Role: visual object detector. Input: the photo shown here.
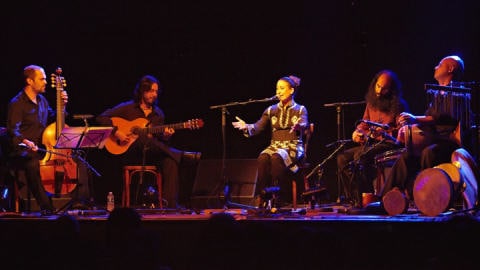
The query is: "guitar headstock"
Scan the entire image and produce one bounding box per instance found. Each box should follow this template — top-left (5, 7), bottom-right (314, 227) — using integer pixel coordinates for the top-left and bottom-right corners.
top-left (186, 119), bottom-right (204, 130)
top-left (50, 67), bottom-right (66, 91)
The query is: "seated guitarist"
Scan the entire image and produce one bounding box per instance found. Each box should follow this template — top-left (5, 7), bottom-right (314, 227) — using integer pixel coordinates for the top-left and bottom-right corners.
top-left (378, 55), bottom-right (465, 203)
top-left (336, 70), bottom-right (409, 207)
top-left (95, 75), bottom-right (201, 209)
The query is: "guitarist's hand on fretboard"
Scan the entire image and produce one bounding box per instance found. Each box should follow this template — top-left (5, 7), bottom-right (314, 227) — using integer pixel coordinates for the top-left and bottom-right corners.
top-left (114, 130), bottom-right (131, 146)
top-left (160, 127), bottom-right (175, 140)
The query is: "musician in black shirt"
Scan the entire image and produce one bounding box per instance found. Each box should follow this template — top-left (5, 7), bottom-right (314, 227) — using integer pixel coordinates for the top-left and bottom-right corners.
top-left (6, 65), bottom-right (68, 215)
top-left (96, 75), bottom-right (201, 209)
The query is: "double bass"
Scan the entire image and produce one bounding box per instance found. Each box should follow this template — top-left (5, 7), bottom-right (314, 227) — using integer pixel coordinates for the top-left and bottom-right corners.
top-left (39, 67), bottom-right (78, 195)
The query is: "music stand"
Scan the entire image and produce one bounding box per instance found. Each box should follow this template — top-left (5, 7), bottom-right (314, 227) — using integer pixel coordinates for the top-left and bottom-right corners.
top-left (56, 126), bottom-right (113, 150)
top-left (54, 126), bottom-right (113, 213)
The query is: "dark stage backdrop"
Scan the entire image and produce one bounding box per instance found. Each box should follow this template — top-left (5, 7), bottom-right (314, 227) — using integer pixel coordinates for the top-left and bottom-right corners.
top-left (2, 0), bottom-right (479, 203)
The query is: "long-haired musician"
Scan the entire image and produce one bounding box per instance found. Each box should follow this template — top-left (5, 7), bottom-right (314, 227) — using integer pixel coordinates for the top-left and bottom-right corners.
top-left (95, 75), bottom-right (202, 209)
top-left (379, 55), bottom-right (466, 201)
top-left (336, 70), bottom-right (409, 207)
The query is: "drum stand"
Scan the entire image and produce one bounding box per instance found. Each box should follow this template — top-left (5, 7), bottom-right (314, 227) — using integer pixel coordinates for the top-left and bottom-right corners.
top-left (346, 130), bottom-right (400, 207)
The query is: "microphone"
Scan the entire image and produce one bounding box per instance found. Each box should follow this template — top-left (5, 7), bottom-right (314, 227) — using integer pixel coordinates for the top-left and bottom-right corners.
top-left (268, 95), bottom-right (279, 101)
top-left (361, 119), bottom-right (390, 129)
top-left (73, 114), bottom-right (94, 119)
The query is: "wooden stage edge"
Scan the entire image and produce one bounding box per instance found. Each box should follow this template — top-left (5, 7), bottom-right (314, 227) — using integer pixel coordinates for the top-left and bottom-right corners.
top-left (1, 205), bottom-right (480, 269)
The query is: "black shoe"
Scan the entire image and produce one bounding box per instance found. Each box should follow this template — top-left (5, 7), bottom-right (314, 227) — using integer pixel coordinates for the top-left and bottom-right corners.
top-left (182, 151), bottom-right (201, 164)
top-left (40, 209), bottom-right (55, 216)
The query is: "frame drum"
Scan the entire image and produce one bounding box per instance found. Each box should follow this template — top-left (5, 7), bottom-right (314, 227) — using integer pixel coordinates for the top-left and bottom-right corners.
top-left (434, 163), bottom-right (463, 196)
top-left (451, 148), bottom-right (479, 210)
top-left (413, 167), bottom-right (454, 217)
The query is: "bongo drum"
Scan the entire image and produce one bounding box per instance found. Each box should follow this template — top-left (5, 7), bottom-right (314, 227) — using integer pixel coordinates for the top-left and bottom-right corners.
top-left (374, 148), bottom-right (406, 195)
top-left (451, 148), bottom-right (479, 210)
top-left (382, 188), bottom-right (408, 216)
top-left (413, 167), bottom-right (454, 217)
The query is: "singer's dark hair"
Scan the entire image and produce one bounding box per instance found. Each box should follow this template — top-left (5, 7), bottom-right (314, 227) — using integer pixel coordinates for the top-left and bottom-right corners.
top-left (279, 75), bottom-right (301, 97)
top-left (365, 69), bottom-right (403, 115)
top-left (133, 75), bottom-right (162, 104)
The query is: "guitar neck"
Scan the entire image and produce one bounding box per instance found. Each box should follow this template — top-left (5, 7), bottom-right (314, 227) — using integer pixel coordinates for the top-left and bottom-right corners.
top-left (142, 122), bottom-right (189, 134)
top-left (106, 117), bottom-right (203, 155)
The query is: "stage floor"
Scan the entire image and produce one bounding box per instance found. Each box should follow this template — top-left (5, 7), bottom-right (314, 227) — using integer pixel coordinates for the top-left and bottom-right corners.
top-left (2, 203), bottom-right (480, 270)
top-left (1, 201), bottom-right (475, 221)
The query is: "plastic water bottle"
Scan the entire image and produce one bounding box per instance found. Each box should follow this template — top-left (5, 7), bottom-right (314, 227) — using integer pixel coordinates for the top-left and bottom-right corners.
top-left (107, 192), bottom-right (115, 212)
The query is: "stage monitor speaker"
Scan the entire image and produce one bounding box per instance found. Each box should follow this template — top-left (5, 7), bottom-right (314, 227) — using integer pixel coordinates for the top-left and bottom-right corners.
top-left (190, 159), bottom-right (258, 209)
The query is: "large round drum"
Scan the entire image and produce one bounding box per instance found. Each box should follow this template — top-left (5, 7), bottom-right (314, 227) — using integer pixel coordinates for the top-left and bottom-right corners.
top-left (413, 167), bottom-right (454, 217)
top-left (434, 162), bottom-right (464, 207)
top-left (451, 148), bottom-right (479, 210)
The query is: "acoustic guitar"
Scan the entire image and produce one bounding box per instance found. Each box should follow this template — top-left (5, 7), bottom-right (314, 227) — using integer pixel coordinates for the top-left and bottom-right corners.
top-left (104, 117), bottom-right (204, 155)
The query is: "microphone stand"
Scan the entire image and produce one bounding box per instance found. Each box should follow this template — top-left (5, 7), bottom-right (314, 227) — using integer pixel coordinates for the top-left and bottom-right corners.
top-left (323, 100), bottom-right (365, 203)
top-left (209, 96), bottom-right (277, 209)
top-left (324, 101), bottom-right (366, 140)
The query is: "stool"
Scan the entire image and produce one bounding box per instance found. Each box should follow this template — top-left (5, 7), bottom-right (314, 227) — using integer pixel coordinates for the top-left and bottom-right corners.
top-left (122, 165), bottom-right (163, 208)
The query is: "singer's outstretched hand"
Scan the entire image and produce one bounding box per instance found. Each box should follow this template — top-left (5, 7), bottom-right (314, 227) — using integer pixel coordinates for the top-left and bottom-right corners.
top-left (232, 116), bottom-right (247, 131)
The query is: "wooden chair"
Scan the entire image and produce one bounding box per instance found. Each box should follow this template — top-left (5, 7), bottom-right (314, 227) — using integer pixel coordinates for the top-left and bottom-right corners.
top-left (291, 123), bottom-right (314, 210)
top-left (122, 165), bottom-right (163, 208)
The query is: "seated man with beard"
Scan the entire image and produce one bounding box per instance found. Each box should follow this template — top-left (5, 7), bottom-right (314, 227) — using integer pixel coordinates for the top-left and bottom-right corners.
top-left (378, 55), bottom-right (466, 206)
top-left (336, 70), bottom-right (409, 207)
